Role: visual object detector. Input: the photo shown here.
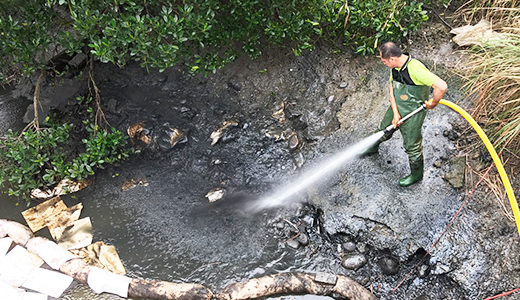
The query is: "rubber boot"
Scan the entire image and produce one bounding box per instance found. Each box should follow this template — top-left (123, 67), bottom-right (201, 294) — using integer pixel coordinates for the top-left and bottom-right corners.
top-left (399, 159), bottom-right (424, 187)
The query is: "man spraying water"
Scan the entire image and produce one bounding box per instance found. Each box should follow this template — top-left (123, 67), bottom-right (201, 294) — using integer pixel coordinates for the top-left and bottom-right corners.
top-left (361, 42), bottom-right (448, 187)
top-left (242, 42), bottom-right (448, 213)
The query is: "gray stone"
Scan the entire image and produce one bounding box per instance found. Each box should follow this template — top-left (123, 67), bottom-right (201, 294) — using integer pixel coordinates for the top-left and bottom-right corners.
top-left (419, 264), bottom-right (429, 278)
top-left (444, 156), bottom-right (466, 188)
top-left (314, 272), bottom-right (337, 285)
top-left (68, 53), bottom-right (87, 69)
top-left (356, 242), bottom-right (367, 253)
top-left (433, 160), bottom-right (442, 168)
top-left (341, 254), bottom-right (367, 270)
top-left (342, 241), bottom-right (357, 252)
top-left (286, 239), bottom-right (300, 250)
top-left (297, 232), bottom-right (309, 246)
top-left (107, 98), bottom-right (118, 114)
top-left (379, 256), bottom-right (399, 275)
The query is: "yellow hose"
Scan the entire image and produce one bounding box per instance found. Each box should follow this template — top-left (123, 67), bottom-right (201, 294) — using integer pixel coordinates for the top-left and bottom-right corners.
top-left (439, 99), bottom-right (520, 238)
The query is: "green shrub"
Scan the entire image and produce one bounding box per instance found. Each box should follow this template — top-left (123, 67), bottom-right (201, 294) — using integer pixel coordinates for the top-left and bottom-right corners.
top-left (1, 0), bottom-right (433, 78)
top-left (0, 123), bottom-right (130, 201)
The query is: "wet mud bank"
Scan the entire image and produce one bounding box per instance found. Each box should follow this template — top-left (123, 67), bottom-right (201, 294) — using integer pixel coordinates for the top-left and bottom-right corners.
top-left (2, 22), bottom-right (520, 300)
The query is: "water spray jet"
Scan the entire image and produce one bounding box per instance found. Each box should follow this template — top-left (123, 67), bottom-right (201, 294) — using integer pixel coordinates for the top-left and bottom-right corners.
top-left (246, 104), bottom-right (428, 213)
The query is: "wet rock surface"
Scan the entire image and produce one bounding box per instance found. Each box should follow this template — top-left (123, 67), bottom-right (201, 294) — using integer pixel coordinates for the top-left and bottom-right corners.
top-left (1, 19), bottom-right (519, 300)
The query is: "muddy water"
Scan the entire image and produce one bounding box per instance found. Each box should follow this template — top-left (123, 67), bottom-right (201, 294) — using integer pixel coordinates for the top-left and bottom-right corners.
top-left (0, 40), bottom-right (479, 299)
top-left (0, 73), bottom-right (344, 299)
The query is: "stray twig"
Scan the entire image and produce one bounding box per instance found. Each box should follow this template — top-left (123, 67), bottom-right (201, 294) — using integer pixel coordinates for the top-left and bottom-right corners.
top-left (281, 219), bottom-right (301, 245)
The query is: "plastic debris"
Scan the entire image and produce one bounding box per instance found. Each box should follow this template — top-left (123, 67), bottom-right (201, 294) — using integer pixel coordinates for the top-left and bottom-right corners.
top-left (206, 188), bottom-right (225, 202)
top-left (121, 178), bottom-right (149, 191)
top-left (47, 203), bottom-right (84, 240)
top-left (450, 19), bottom-right (504, 47)
top-left (272, 102), bottom-right (286, 124)
top-left (210, 120), bottom-right (239, 145)
top-left (0, 280), bottom-right (22, 299)
top-left (31, 178), bottom-right (91, 200)
top-left (128, 121), bottom-right (152, 144)
top-left (99, 245), bottom-right (126, 275)
top-left (22, 196), bottom-right (68, 232)
top-left (56, 217), bottom-right (93, 250)
top-left (70, 241), bottom-right (126, 275)
top-left (314, 272), bottom-right (337, 285)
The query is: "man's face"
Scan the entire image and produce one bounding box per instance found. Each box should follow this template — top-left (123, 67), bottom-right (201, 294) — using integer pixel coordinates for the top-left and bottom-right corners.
top-left (380, 51), bottom-right (395, 68)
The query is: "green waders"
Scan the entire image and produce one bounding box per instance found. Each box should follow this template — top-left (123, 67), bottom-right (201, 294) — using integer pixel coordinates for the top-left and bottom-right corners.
top-left (363, 81), bottom-right (429, 186)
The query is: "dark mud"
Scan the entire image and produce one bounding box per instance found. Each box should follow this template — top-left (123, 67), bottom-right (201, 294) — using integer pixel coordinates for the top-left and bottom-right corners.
top-left (1, 18), bottom-right (520, 300)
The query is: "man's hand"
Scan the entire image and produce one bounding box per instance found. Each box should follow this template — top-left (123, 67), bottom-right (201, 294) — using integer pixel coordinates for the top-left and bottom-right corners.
top-left (392, 113), bottom-right (402, 128)
top-left (425, 78), bottom-right (448, 109)
top-left (424, 99), bottom-right (437, 109)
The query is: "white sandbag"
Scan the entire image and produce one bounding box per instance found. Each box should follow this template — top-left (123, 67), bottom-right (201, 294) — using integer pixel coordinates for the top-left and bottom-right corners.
top-left (22, 268), bottom-right (73, 298)
top-left (35, 241), bottom-right (76, 270)
top-left (87, 267), bottom-right (131, 298)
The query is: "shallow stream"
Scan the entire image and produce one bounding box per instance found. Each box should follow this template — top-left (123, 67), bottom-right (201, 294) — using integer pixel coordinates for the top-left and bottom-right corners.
top-left (1, 41), bottom-right (498, 300)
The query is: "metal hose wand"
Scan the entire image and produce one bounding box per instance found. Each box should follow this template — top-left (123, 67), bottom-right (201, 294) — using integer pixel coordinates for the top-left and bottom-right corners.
top-left (382, 103), bottom-right (427, 134)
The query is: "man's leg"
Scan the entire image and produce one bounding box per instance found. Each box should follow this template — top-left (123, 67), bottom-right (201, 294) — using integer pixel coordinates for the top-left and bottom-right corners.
top-left (398, 111), bottom-right (426, 187)
top-left (360, 106), bottom-right (395, 156)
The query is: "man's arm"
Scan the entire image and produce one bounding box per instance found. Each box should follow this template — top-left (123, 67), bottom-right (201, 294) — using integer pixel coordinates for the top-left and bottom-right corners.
top-left (425, 78), bottom-right (448, 109)
top-left (389, 83), bottom-right (401, 127)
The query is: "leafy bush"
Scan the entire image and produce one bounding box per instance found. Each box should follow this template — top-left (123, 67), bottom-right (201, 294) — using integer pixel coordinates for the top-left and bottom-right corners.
top-left (0, 123), bottom-right (130, 200)
top-left (1, 0), bottom-right (433, 78)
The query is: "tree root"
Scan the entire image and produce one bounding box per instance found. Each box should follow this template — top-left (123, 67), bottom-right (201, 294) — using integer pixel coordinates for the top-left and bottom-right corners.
top-left (20, 72), bottom-right (45, 136)
top-left (88, 56), bottom-right (108, 130)
top-left (218, 272), bottom-right (378, 300)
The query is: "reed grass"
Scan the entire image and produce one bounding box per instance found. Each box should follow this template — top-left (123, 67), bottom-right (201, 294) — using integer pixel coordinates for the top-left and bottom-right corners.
top-left (458, 0), bottom-right (520, 153)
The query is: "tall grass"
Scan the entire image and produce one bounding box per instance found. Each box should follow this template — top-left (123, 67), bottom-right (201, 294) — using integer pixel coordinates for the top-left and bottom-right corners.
top-left (458, 0), bottom-right (520, 153)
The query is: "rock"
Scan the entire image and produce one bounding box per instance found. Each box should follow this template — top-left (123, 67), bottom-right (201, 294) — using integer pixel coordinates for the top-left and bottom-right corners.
top-left (342, 242), bottom-right (357, 252)
top-left (106, 98), bottom-right (118, 114)
top-left (418, 264), bottom-right (429, 278)
top-left (297, 232), bottom-right (309, 246)
top-left (227, 79), bottom-right (242, 91)
top-left (415, 294), bottom-right (429, 300)
top-left (378, 256), bottom-right (399, 275)
top-left (286, 239), bottom-right (300, 249)
top-left (356, 242), bottom-right (367, 253)
top-left (339, 82), bottom-right (348, 88)
top-left (68, 53), bottom-right (87, 69)
top-left (341, 254), bottom-right (367, 270)
top-left (432, 263), bottom-right (451, 275)
top-left (444, 156), bottom-right (466, 188)
top-left (444, 129), bottom-right (459, 141)
top-left (433, 160), bottom-right (442, 168)
top-left (275, 222), bottom-right (285, 230)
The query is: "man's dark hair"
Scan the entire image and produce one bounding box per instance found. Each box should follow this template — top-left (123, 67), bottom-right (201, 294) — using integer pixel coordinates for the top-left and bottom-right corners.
top-left (379, 42), bottom-right (402, 59)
